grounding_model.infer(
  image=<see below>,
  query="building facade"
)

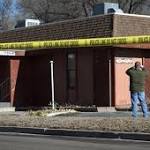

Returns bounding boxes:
[0,13,150,108]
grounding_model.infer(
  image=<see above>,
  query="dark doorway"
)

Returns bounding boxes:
[14,55,52,107]
[94,48,110,106]
[0,57,10,103]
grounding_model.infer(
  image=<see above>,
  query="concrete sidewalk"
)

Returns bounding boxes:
[57,111,150,118]
[0,110,148,118]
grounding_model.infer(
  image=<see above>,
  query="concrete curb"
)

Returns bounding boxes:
[0,126,150,141]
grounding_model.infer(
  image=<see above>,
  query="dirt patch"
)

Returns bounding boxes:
[0,112,150,133]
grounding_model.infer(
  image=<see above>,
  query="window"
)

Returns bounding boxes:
[67,52,76,89]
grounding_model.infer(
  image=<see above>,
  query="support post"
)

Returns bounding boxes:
[50,61,55,110]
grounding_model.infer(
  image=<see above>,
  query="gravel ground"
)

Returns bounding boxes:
[0,111,150,133]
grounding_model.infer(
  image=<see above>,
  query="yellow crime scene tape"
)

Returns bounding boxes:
[0,35,150,50]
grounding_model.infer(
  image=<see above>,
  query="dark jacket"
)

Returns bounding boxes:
[126,67,148,92]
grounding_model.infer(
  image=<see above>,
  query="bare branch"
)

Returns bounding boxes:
[0,0,13,30]
[15,0,150,25]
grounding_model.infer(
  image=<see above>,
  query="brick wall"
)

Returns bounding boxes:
[0,15,113,43]
[1,14,150,43]
[113,14,150,36]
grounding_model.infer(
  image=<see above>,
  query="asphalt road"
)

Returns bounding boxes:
[0,134,150,150]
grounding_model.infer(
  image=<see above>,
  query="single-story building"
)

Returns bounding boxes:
[0,13,150,108]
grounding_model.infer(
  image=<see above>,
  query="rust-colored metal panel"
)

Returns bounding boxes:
[143,55,150,105]
[10,59,20,106]
[114,48,142,109]
[11,57,35,106]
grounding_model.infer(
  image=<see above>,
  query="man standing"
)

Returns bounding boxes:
[126,61,148,118]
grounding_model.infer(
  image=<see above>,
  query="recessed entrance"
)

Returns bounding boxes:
[0,57,10,103]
